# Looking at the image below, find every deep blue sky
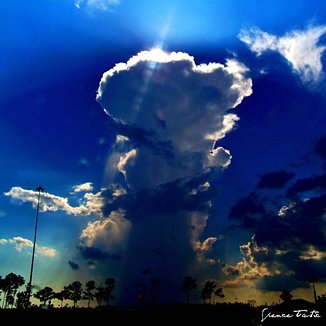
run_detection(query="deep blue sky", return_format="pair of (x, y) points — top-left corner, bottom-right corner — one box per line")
(1, 0), (326, 305)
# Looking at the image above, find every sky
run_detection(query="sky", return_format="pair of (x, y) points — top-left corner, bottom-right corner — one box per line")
(1, 0), (326, 306)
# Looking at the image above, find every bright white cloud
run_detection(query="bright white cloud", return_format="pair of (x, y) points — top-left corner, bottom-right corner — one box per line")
(205, 147), (232, 169)
(75, 0), (120, 11)
(4, 186), (105, 217)
(116, 149), (137, 180)
(0, 236), (57, 257)
(72, 182), (94, 193)
(80, 210), (131, 254)
(205, 113), (239, 142)
(239, 25), (326, 83)
(278, 202), (296, 217)
(36, 246), (57, 258)
(115, 134), (129, 146)
(9, 236), (33, 251)
(4, 187), (89, 216)
(97, 49), (252, 190)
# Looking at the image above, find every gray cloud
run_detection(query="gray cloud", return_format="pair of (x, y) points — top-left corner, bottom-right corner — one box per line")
(68, 260), (80, 270)
(79, 49), (253, 304)
(97, 49), (252, 190)
(225, 188), (326, 290)
(258, 170), (295, 189)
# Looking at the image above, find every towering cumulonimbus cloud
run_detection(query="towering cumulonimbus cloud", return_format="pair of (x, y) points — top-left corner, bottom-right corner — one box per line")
(87, 49), (252, 303)
(97, 49), (252, 189)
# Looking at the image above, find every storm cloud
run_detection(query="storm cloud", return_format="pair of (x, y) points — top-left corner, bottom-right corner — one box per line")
(258, 170), (295, 189)
(85, 49), (252, 303)
(224, 168), (326, 291)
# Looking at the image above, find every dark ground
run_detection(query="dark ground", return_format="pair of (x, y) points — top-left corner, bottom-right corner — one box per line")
(0, 302), (325, 325)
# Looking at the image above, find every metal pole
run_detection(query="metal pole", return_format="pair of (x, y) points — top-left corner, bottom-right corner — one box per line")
(313, 282), (318, 304)
(27, 186), (44, 304)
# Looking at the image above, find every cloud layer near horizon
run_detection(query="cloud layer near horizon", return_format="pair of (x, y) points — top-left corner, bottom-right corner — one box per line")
(0, 236), (57, 257)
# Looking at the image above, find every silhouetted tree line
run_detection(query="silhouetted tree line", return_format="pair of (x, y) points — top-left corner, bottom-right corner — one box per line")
(181, 276), (225, 304)
(0, 272), (116, 309)
(0, 272), (227, 309)
(2, 271), (325, 312)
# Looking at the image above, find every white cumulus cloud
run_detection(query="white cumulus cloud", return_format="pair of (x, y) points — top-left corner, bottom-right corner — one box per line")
(4, 187), (89, 216)
(9, 236), (33, 251)
(36, 246), (57, 258)
(97, 49), (252, 190)
(0, 236), (57, 257)
(205, 147), (232, 169)
(72, 182), (94, 193)
(80, 210), (131, 254)
(239, 25), (326, 83)
(75, 0), (120, 11)
(4, 186), (107, 217)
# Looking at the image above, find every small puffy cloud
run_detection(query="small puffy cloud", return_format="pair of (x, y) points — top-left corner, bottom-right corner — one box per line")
(193, 237), (217, 256)
(9, 236), (33, 251)
(115, 134), (129, 146)
(87, 261), (97, 269)
(75, 0), (120, 11)
(68, 260), (80, 270)
(79, 210), (131, 259)
(277, 202), (296, 217)
(206, 258), (217, 265)
(72, 182), (94, 193)
(239, 25), (326, 83)
(299, 246), (326, 261)
(0, 236), (57, 257)
(205, 147), (232, 169)
(37, 246), (57, 257)
(277, 205), (290, 218)
(116, 149), (137, 180)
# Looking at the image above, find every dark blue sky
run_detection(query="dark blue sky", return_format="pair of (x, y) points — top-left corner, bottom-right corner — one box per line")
(1, 0), (326, 305)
